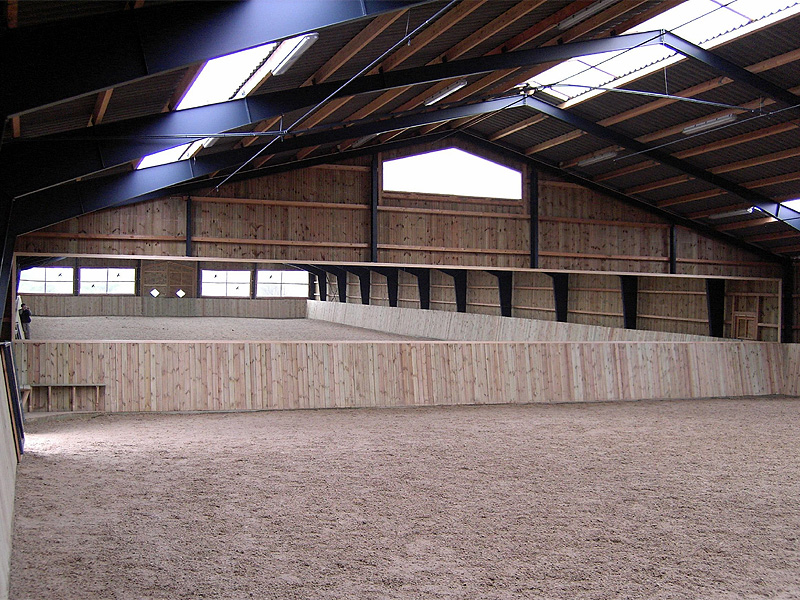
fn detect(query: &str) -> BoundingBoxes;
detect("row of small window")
[18,267,309,298]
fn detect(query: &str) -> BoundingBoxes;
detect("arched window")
[383,148,522,200]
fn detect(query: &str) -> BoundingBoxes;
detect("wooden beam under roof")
[10,116,20,138]
[668,171,800,212]
[89,89,113,127]
[716,217,776,231]
[164,64,203,113]
[489,114,546,141]
[557,46,800,164]
[744,230,800,243]
[6,0,17,28]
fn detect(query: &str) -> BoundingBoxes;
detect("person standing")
[19,303,32,339]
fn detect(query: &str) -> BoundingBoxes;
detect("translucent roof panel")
[525,0,800,107]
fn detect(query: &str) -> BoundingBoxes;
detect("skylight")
[383,148,522,199]
[136,33,318,170]
[526,0,800,107]
[782,198,800,211]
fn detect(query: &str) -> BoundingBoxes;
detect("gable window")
[383,148,522,200]
[201,270,251,297]
[79,268,136,295]
[256,270,309,297]
[18,267,74,295]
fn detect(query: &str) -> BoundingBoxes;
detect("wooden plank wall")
[307,301,715,342]
[20,295,306,318]
[782,344,800,396]
[638,277,709,337]
[16,338,789,413]
[0,373,16,600]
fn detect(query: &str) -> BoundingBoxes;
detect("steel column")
[441,269,467,313]
[706,278,726,338]
[548,272,569,323]
[620,275,638,330]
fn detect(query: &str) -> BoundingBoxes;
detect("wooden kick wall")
[307,301,714,342]
[330,270,781,341]
[20,295,306,319]
[0,370,15,600]
[16,339,790,414]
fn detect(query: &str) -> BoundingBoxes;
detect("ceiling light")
[707,207,754,220]
[558,0,619,30]
[682,113,738,135]
[271,33,319,76]
[423,79,468,106]
[576,151,618,167]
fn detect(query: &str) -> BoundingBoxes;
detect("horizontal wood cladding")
[14,144,783,279]
[16,339,789,413]
[638,277,710,337]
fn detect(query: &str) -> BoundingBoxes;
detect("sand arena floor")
[10,398,800,599]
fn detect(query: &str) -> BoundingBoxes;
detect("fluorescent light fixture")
[558,0,619,30]
[682,113,738,135]
[576,151,618,167]
[707,206,754,220]
[424,79,468,106]
[271,33,319,76]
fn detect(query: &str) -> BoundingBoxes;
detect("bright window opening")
[256,270,309,297]
[526,0,800,107]
[201,270,251,298]
[79,268,136,295]
[137,33,318,171]
[383,148,522,199]
[18,267,74,295]
[782,198,800,211]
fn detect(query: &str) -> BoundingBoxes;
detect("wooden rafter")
[489,114,546,141]
[716,217,776,231]
[744,230,800,243]
[89,89,113,127]
[163,65,203,112]
[11,116,20,138]
[559,47,800,165]
[7,0,18,28]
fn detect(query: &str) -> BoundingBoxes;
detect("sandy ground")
[10,398,800,599]
[30,316,430,341]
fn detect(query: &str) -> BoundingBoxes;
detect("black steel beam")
[548,272,569,323]
[343,266,371,305]
[488,271,513,317]
[0,191,15,335]
[1,0,422,117]
[291,264,328,301]
[371,155,379,263]
[440,269,467,313]
[663,32,800,113]
[620,275,638,330]
[529,167,539,269]
[706,278,726,338]
[372,267,399,307]
[185,196,193,257]
[401,267,430,310]
[782,262,795,343]
[3,32,664,195]
[12,98,527,233]
[669,224,677,274]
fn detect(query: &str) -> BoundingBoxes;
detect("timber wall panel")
[466,271,501,316]
[783,344,800,396]
[20,295,306,318]
[675,227,782,278]
[307,301,715,342]
[16,196,187,256]
[16,339,789,414]
[538,178,670,273]
[568,273,624,329]
[397,270,421,309]
[511,271,555,320]
[0,374,15,600]
[638,277,710,337]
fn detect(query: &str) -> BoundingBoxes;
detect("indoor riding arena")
[2,1,800,599]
